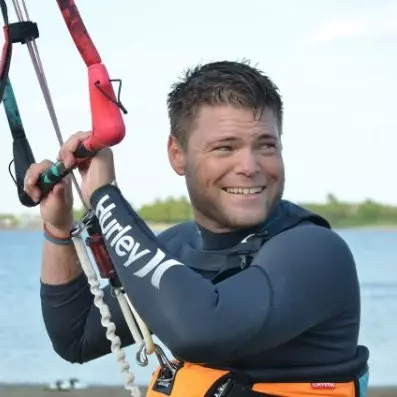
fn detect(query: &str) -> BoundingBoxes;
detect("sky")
[1,0,396,215]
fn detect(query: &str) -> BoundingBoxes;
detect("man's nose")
[235,149,261,177]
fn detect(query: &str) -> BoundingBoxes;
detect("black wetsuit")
[40,184,369,383]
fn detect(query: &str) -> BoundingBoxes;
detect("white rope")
[124,294,155,355]
[10,1,158,394]
[72,235,142,397]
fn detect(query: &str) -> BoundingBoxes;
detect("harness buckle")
[136,342,149,367]
[151,344,180,395]
[212,376,258,397]
[215,379,233,397]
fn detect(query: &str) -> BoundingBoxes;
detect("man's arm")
[90,184,359,364]
[40,233,136,363]
[41,239,81,285]
[23,152,136,364]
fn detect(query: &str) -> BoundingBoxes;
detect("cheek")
[263,155,284,180]
[186,156,230,192]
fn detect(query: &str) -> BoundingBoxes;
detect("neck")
[194,201,283,250]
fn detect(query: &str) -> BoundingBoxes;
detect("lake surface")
[0,228,395,387]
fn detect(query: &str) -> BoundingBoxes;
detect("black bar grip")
[74,141,97,158]
[36,160,69,196]
[36,142,97,199]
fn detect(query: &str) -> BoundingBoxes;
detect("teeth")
[225,187,263,195]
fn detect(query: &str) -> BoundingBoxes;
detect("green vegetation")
[139,196,193,223]
[71,193,397,229]
[72,195,193,227]
[0,213,20,228]
[301,194,397,228]
[2,194,396,230]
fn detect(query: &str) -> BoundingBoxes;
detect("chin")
[225,210,269,230]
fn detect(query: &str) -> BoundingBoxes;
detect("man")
[24,60,369,396]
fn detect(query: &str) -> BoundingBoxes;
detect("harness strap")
[204,375,277,397]
[0,0,38,101]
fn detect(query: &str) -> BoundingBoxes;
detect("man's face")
[168,104,285,232]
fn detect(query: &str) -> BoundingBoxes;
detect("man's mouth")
[223,186,265,195]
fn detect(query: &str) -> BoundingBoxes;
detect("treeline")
[0,213,19,228]
[73,193,397,228]
[139,196,194,223]
[302,194,397,228]
[1,193,396,230]
[73,196,194,225]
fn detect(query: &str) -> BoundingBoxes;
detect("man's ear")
[167,134,186,176]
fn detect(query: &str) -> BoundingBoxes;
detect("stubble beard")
[187,180,285,232]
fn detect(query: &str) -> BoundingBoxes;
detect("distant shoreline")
[3,192,397,232]
[1,222,397,232]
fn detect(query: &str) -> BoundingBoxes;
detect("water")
[0,229,396,387]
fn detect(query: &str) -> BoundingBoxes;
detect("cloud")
[302,4,397,47]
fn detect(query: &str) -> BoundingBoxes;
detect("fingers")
[23,159,54,202]
[77,147,113,177]
[58,130,91,169]
[23,161,73,204]
[77,156,91,175]
[24,131,113,204]
[23,130,90,204]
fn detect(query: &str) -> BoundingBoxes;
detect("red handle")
[35,0,128,199]
[83,63,125,153]
[55,0,127,155]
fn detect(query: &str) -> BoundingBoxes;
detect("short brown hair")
[167,60,283,149]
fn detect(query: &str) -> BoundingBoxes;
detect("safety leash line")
[72,230,142,396]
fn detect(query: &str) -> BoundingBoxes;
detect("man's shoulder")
[278,199,331,230]
[259,223,355,269]
[276,222,351,250]
[255,224,359,304]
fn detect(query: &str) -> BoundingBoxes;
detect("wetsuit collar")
[196,223,264,250]
[195,202,281,250]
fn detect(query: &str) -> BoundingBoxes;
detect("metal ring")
[136,343,148,367]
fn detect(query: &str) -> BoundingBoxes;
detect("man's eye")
[214,146,233,152]
[259,143,277,151]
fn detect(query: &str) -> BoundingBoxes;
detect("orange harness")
[147,361,361,397]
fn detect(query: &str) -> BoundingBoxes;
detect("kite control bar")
[36,0,128,197]
[1,2,157,395]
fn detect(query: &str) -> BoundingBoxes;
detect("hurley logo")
[95,194,183,288]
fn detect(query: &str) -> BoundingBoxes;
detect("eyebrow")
[210,133,277,144]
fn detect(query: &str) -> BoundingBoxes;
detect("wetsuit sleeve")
[90,184,358,364]
[40,270,136,363]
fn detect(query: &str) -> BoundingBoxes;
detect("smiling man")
[168,103,283,233]
[25,60,369,396]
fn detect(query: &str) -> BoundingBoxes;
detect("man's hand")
[58,130,116,206]
[24,160,74,236]
[24,130,115,231]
